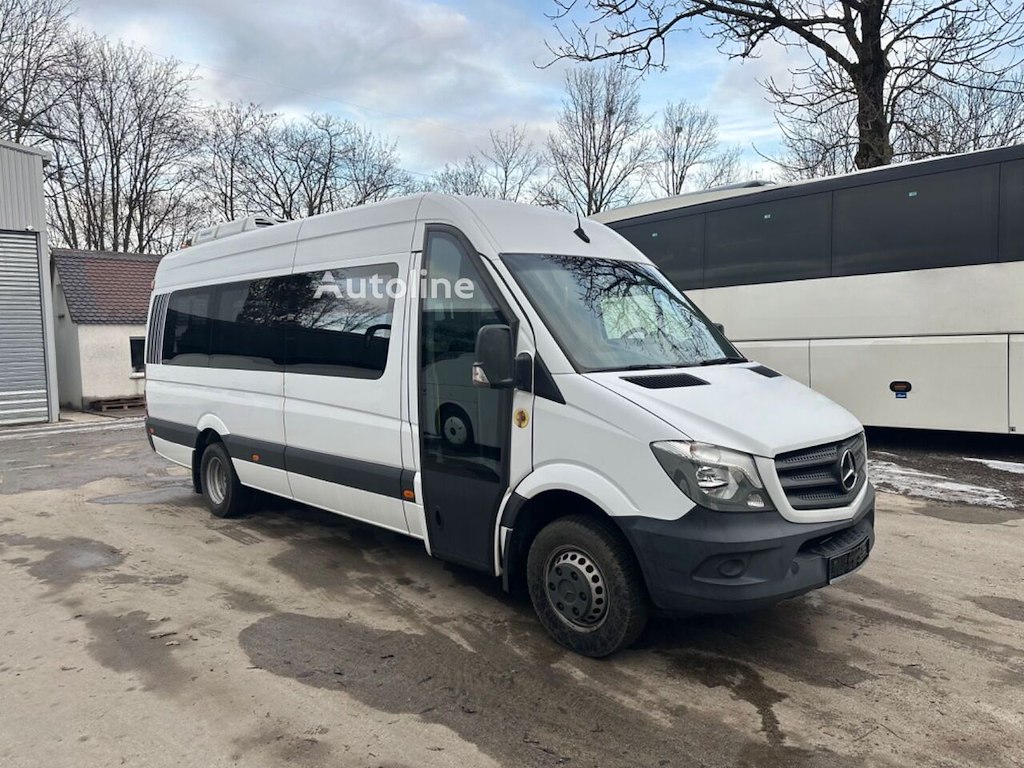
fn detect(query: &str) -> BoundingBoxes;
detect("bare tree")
[431,154,493,197]
[45,35,200,253]
[243,112,352,219]
[341,125,412,206]
[654,100,742,194]
[898,71,1024,159]
[547,66,651,214]
[547,0,1024,170]
[430,125,544,201]
[482,124,544,201]
[694,145,743,189]
[200,101,273,221]
[0,0,73,143]
[656,101,717,195]
[776,69,1024,178]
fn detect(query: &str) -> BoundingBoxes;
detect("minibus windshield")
[502,253,742,373]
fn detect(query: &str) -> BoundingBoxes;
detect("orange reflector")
[251,453,260,463]
[402,489,415,501]
[148,427,155,434]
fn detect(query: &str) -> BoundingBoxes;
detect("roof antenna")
[574,210,591,244]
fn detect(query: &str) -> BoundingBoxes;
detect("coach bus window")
[833,165,999,275]
[208,279,288,371]
[1000,159,1024,263]
[162,288,213,366]
[704,193,831,287]
[286,263,399,379]
[616,215,704,290]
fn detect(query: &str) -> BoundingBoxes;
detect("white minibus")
[144,194,874,656]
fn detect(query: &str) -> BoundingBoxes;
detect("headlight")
[651,441,773,512]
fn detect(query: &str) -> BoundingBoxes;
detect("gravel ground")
[0,420,1021,768]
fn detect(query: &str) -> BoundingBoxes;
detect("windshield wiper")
[697,355,747,366]
[614,363,680,371]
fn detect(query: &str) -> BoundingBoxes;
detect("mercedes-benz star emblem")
[839,450,858,492]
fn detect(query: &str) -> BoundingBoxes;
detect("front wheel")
[200,442,251,518]
[527,515,649,657]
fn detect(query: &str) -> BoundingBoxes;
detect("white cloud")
[72,0,783,173]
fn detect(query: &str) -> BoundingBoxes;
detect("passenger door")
[416,228,534,572]
[283,257,411,533]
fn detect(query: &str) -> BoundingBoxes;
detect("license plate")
[828,536,870,581]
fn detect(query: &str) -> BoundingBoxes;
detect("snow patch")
[868,459,1014,509]
[963,457,1024,476]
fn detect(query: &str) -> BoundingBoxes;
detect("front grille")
[775,434,867,510]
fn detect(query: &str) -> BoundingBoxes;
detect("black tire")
[438,404,474,450]
[527,515,649,657]
[199,442,251,518]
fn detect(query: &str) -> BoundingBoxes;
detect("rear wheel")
[527,515,648,657]
[200,442,251,518]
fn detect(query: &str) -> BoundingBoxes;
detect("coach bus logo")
[840,450,858,492]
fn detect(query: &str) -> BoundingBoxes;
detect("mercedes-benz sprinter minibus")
[144,194,874,656]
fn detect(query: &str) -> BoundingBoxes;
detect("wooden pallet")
[90,396,146,413]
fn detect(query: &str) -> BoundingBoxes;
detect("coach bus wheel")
[526,514,648,657]
[200,442,251,518]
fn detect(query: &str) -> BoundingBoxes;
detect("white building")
[51,248,161,411]
[0,139,59,425]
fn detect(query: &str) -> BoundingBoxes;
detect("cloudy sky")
[74,0,787,177]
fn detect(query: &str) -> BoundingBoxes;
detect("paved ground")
[0,420,1021,768]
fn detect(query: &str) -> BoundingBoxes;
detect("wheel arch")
[499,466,643,596]
[191,415,230,493]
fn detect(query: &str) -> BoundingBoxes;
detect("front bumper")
[616,483,875,615]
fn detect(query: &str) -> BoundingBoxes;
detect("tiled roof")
[52,248,162,325]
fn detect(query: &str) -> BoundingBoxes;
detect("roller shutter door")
[0,231,48,425]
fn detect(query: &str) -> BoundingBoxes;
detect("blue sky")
[74,0,787,176]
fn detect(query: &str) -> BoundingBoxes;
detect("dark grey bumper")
[615,484,875,615]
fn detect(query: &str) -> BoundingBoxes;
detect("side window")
[833,165,999,275]
[705,193,831,287]
[1000,159,1024,263]
[287,263,399,378]
[616,215,705,290]
[420,231,508,480]
[209,279,289,370]
[129,337,145,373]
[162,288,213,366]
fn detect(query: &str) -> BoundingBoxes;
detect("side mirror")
[472,324,514,388]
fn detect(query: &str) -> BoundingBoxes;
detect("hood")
[585,364,862,457]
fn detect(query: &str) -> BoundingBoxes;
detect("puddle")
[0,533,124,591]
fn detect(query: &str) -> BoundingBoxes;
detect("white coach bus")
[145,195,874,655]
[593,145,1024,436]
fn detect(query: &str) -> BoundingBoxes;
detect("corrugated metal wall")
[0,141,57,425]
[0,231,48,423]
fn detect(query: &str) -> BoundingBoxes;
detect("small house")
[51,248,161,411]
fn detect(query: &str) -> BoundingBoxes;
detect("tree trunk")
[853,0,893,169]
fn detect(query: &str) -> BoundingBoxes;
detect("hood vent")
[623,373,709,389]
[749,365,782,378]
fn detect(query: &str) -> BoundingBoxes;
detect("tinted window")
[615,215,704,289]
[833,165,999,275]
[162,288,212,366]
[1000,159,1024,262]
[287,264,398,378]
[421,232,507,481]
[704,193,831,287]
[130,337,145,373]
[209,279,289,370]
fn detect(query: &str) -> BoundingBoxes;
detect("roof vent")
[185,214,284,247]
[623,373,709,389]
